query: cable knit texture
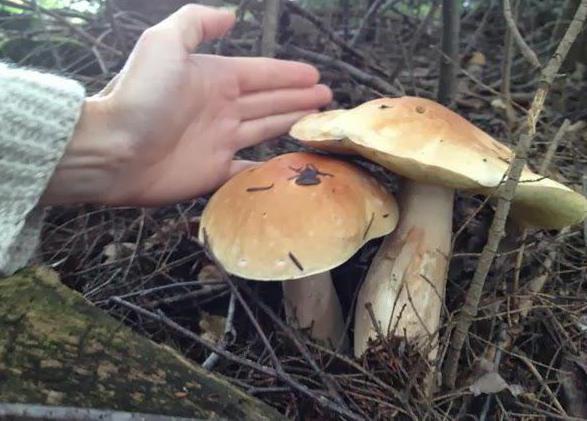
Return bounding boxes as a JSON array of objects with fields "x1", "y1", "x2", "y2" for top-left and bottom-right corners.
[{"x1": 0, "y1": 62, "x2": 85, "y2": 276}]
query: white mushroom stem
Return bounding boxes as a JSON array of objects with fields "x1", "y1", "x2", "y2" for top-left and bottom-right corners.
[
  {"x1": 354, "y1": 181, "x2": 454, "y2": 358},
  {"x1": 282, "y1": 272, "x2": 349, "y2": 351}
]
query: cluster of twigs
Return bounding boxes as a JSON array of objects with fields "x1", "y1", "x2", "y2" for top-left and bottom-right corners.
[{"x1": 2, "y1": 0, "x2": 586, "y2": 419}]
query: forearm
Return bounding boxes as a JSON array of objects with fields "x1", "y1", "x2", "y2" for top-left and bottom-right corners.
[{"x1": 0, "y1": 62, "x2": 85, "y2": 276}]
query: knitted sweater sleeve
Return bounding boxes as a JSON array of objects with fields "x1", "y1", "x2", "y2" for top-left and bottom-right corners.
[{"x1": 0, "y1": 62, "x2": 86, "y2": 276}]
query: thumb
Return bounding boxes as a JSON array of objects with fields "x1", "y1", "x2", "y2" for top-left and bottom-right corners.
[{"x1": 159, "y1": 5, "x2": 235, "y2": 52}]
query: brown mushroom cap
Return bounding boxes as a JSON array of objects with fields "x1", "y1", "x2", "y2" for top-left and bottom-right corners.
[
  {"x1": 290, "y1": 96, "x2": 587, "y2": 229},
  {"x1": 198, "y1": 152, "x2": 399, "y2": 281}
]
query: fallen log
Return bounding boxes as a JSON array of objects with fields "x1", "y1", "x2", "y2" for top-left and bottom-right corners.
[{"x1": 0, "y1": 267, "x2": 281, "y2": 420}]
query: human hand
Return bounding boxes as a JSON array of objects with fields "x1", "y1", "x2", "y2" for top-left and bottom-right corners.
[{"x1": 42, "y1": 5, "x2": 332, "y2": 206}]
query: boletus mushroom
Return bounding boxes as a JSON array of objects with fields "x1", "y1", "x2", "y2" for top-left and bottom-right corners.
[
  {"x1": 289, "y1": 96, "x2": 587, "y2": 357},
  {"x1": 198, "y1": 152, "x2": 399, "y2": 349}
]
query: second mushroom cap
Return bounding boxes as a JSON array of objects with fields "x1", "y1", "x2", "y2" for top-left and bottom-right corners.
[{"x1": 290, "y1": 96, "x2": 587, "y2": 229}]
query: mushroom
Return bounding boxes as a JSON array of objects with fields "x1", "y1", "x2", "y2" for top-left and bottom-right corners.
[
  {"x1": 198, "y1": 152, "x2": 399, "y2": 349},
  {"x1": 289, "y1": 96, "x2": 587, "y2": 357}
]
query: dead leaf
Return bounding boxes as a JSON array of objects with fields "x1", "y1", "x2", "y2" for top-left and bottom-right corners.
[
  {"x1": 469, "y1": 372, "x2": 524, "y2": 397},
  {"x1": 199, "y1": 311, "x2": 226, "y2": 343},
  {"x1": 103, "y1": 242, "x2": 136, "y2": 264},
  {"x1": 469, "y1": 372, "x2": 509, "y2": 396}
]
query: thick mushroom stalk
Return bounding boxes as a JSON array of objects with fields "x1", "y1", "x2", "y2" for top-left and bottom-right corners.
[
  {"x1": 354, "y1": 181, "x2": 453, "y2": 358},
  {"x1": 283, "y1": 273, "x2": 349, "y2": 350}
]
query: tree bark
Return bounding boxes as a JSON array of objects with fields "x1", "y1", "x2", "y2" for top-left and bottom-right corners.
[{"x1": 0, "y1": 267, "x2": 281, "y2": 420}]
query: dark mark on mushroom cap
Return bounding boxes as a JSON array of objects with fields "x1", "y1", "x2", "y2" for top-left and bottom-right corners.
[
  {"x1": 246, "y1": 184, "x2": 275, "y2": 192},
  {"x1": 288, "y1": 252, "x2": 304, "y2": 271}
]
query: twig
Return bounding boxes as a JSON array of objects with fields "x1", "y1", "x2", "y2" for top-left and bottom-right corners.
[
  {"x1": 202, "y1": 290, "x2": 237, "y2": 370},
  {"x1": 437, "y1": 0, "x2": 461, "y2": 106},
  {"x1": 236, "y1": 280, "x2": 351, "y2": 411},
  {"x1": 284, "y1": 46, "x2": 400, "y2": 95},
  {"x1": 110, "y1": 297, "x2": 363, "y2": 421},
  {"x1": 0, "y1": 403, "x2": 191, "y2": 421},
  {"x1": 197, "y1": 235, "x2": 362, "y2": 420},
  {"x1": 463, "y1": 0, "x2": 495, "y2": 56},
  {"x1": 144, "y1": 284, "x2": 228, "y2": 307},
  {"x1": 351, "y1": 0, "x2": 400, "y2": 47},
  {"x1": 285, "y1": 1, "x2": 367, "y2": 61},
  {"x1": 390, "y1": 0, "x2": 441, "y2": 83},
  {"x1": 19, "y1": 0, "x2": 123, "y2": 57},
  {"x1": 284, "y1": 0, "x2": 392, "y2": 80},
  {"x1": 500, "y1": 0, "x2": 518, "y2": 126},
  {"x1": 442, "y1": 0, "x2": 587, "y2": 388},
  {"x1": 503, "y1": 0, "x2": 541, "y2": 69},
  {"x1": 515, "y1": 350, "x2": 568, "y2": 416},
  {"x1": 511, "y1": 118, "x2": 571, "y2": 321},
  {"x1": 539, "y1": 119, "x2": 571, "y2": 174}
]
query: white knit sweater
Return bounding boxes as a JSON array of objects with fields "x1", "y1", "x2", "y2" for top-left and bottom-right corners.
[{"x1": 0, "y1": 62, "x2": 86, "y2": 276}]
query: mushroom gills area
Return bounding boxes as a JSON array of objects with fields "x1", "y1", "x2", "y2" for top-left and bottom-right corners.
[
  {"x1": 282, "y1": 271, "x2": 349, "y2": 350},
  {"x1": 354, "y1": 181, "x2": 454, "y2": 358}
]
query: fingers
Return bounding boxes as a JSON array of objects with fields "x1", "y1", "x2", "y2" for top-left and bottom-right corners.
[
  {"x1": 231, "y1": 57, "x2": 322, "y2": 93},
  {"x1": 237, "y1": 110, "x2": 317, "y2": 149},
  {"x1": 149, "y1": 5, "x2": 235, "y2": 52},
  {"x1": 238, "y1": 84, "x2": 332, "y2": 121}
]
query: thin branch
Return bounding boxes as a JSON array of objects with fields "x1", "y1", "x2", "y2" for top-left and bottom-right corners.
[
  {"x1": 500, "y1": 0, "x2": 518, "y2": 126},
  {"x1": 111, "y1": 297, "x2": 363, "y2": 421},
  {"x1": 442, "y1": 0, "x2": 587, "y2": 388},
  {"x1": 351, "y1": 0, "x2": 400, "y2": 47},
  {"x1": 515, "y1": 350, "x2": 568, "y2": 416},
  {"x1": 390, "y1": 0, "x2": 441, "y2": 83},
  {"x1": 438, "y1": 0, "x2": 461, "y2": 105},
  {"x1": 503, "y1": 0, "x2": 541, "y2": 69},
  {"x1": 284, "y1": 45, "x2": 400, "y2": 95},
  {"x1": 202, "y1": 290, "x2": 237, "y2": 370},
  {"x1": 285, "y1": 0, "x2": 367, "y2": 61}
]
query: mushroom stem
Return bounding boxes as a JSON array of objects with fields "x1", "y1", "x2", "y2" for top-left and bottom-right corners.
[
  {"x1": 354, "y1": 181, "x2": 454, "y2": 358},
  {"x1": 282, "y1": 272, "x2": 349, "y2": 350}
]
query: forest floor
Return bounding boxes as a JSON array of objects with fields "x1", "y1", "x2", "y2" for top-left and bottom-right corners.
[{"x1": 2, "y1": 0, "x2": 585, "y2": 419}]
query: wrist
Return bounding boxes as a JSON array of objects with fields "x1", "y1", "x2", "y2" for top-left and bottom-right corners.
[{"x1": 40, "y1": 98, "x2": 131, "y2": 206}]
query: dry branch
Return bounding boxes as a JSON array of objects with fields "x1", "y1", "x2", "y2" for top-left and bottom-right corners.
[
  {"x1": 284, "y1": 45, "x2": 400, "y2": 95},
  {"x1": 443, "y1": 0, "x2": 587, "y2": 388},
  {"x1": 503, "y1": 0, "x2": 541, "y2": 69},
  {"x1": 438, "y1": 0, "x2": 461, "y2": 105}
]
